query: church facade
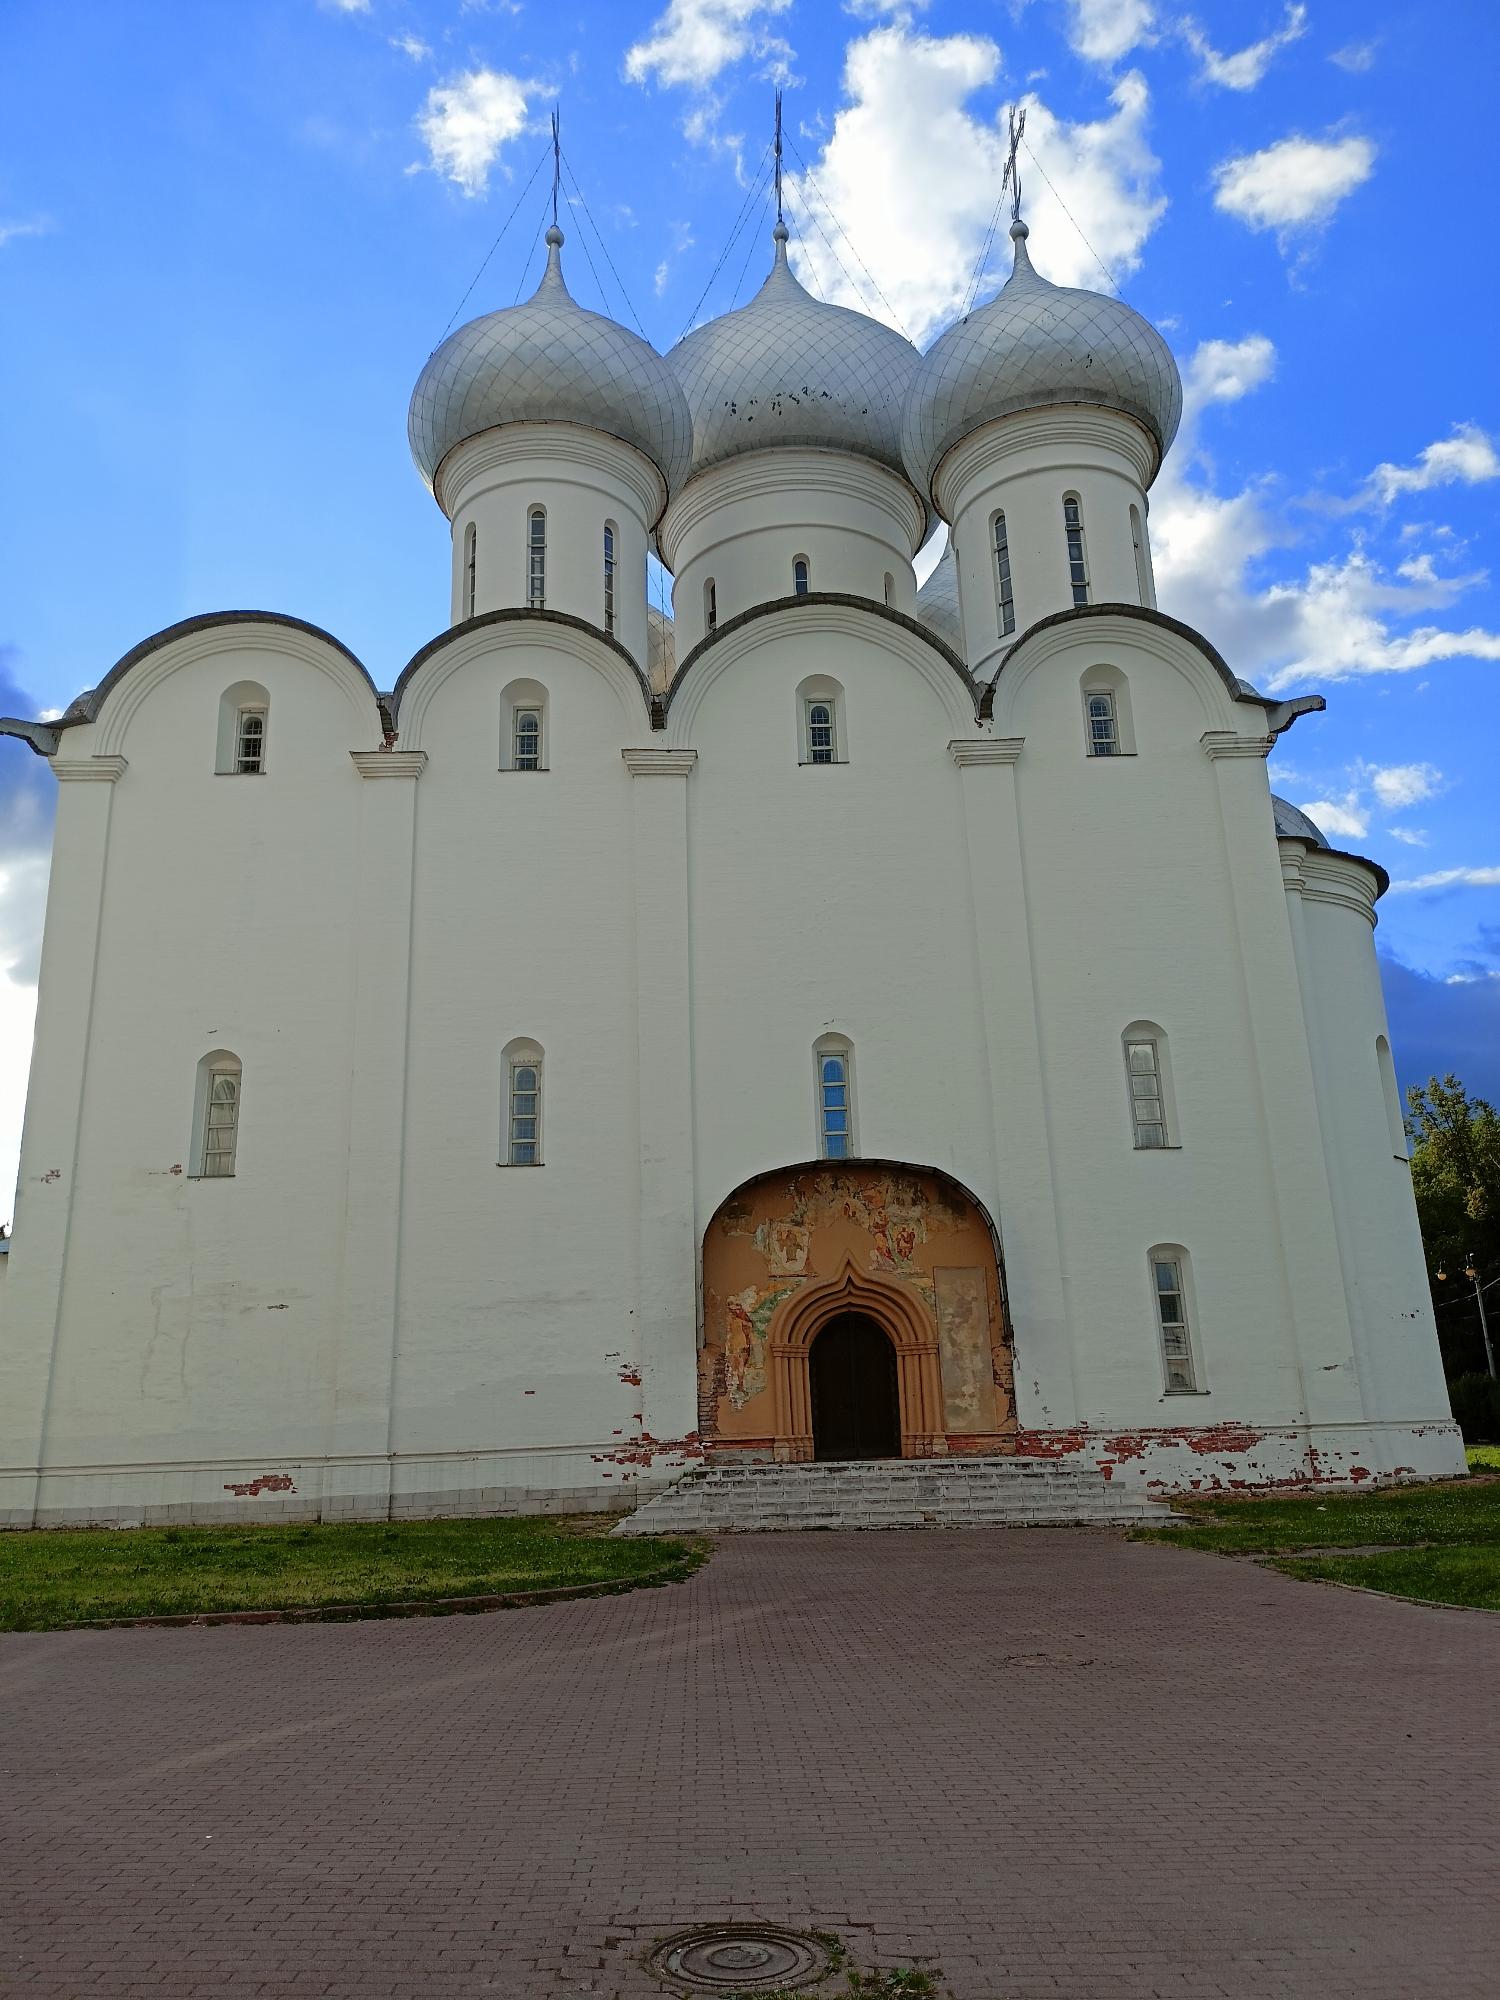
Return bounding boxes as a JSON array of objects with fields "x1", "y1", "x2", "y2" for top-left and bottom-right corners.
[{"x1": 0, "y1": 204, "x2": 1463, "y2": 1528}]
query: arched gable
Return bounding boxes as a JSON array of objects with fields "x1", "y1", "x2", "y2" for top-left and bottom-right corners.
[{"x1": 392, "y1": 607, "x2": 653, "y2": 747}]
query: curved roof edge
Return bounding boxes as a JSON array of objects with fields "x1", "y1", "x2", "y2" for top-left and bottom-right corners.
[
  {"x1": 44, "y1": 611, "x2": 383, "y2": 735},
  {"x1": 987, "y1": 602, "x2": 1325, "y2": 738},
  {"x1": 391, "y1": 605, "x2": 655, "y2": 724},
  {"x1": 1321, "y1": 845, "x2": 1391, "y2": 899},
  {"x1": 663, "y1": 590, "x2": 988, "y2": 723}
]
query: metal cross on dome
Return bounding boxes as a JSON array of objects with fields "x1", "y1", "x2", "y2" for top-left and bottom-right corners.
[
  {"x1": 1001, "y1": 103, "x2": 1026, "y2": 224},
  {"x1": 550, "y1": 106, "x2": 561, "y2": 227},
  {"x1": 774, "y1": 87, "x2": 783, "y2": 225}
]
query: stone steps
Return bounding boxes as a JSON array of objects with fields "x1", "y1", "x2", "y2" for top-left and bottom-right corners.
[{"x1": 611, "y1": 1457, "x2": 1176, "y2": 1535}]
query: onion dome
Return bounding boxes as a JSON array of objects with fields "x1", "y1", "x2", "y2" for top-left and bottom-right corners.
[
  {"x1": 667, "y1": 222, "x2": 923, "y2": 494},
  {"x1": 408, "y1": 225, "x2": 693, "y2": 510},
  {"x1": 1272, "y1": 797, "x2": 1329, "y2": 847},
  {"x1": 914, "y1": 544, "x2": 963, "y2": 656},
  {"x1": 902, "y1": 220, "x2": 1183, "y2": 510}
]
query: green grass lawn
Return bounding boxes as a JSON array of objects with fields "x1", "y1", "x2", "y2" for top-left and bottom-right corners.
[
  {"x1": 1467, "y1": 1444, "x2": 1500, "y2": 1471},
  {"x1": 1135, "y1": 1472, "x2": 1500, "y2": 1611},
  {"x1": 0, "y1": 1514, "x2": 705, "y2": 1632}
]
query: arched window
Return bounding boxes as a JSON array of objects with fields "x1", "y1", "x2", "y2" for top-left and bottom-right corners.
[
  {"x1": 1081, "y1": 664, "x2": 1136, "y2": 757},
  {"x1": 1130, "y1": 504, "x2": 1155, "y2": 608},
  {"x1": 502, "y1": 1039, "x2": 544, "y2": 1165},
  {"x1": 527, "y1": 506, "x2": 546, "y2": 609},
  {"x1": 1063, "y1": 495, "x2": 1089, "y2": 607},
  {"x1": 463, "y1": 521, "x2": 478, "y2": 619},
  {"x1": 792, "y1": 555, "x2": 810, "y2": 596},
  {"x1": 1149, "y1": 1246, "x2": 1200, "y2": 1393},
  {"x1": 1122, "y1": 1022, "x2": 1176, "y2": 1149},
  {"x1": 814, "y1": 1036, "x2": 855, "y2": 1159},
  {"x1": 500, "y1": 680, "x2": 547, "y2": 772},
  {"x1": 603, "y1": 520, "x2": 617, "y2": 636},
  {"x1": 215, "y1": 681, "x2": 270, "y2": 775},
  {"x1": 797, "y1": 675, "x2": 845, "y2": 766},
  {"x1": 883, "y1": 571, "x2": 895, "y2": 609},
  {"x1": 1376, "y1": 1036, "x2": 1409, "y2": 1159},
  {"x1": 992, "y1": 511, "x2": 1016, "y2": 635},
  {"x1": 705, "y1": 578, "x2": 718, "y2": 634},
  {"x1": 191, "y1": 1050, "x2": 242, "y2": 1178}
]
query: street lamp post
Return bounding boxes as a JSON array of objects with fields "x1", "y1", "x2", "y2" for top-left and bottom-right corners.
[{"x1": 1440, "y1": 1254, "x2": 1497, "y2": 1379}]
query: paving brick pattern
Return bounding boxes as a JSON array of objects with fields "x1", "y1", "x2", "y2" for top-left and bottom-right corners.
[{"x1": 2, "y1": 1530, "x2": 1496, "y2": 1999}]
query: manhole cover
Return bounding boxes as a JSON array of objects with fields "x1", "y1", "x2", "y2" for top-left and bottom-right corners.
[{"x1": 650, "y1": 1924, "x2": 830, "y2": 1992}]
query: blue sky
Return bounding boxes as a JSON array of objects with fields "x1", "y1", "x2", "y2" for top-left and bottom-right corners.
[{"x1": 1, "y1": 0, "x2": 1498, "y2": 1211}]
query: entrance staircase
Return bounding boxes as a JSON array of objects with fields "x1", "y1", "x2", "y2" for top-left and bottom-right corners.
[{"x1": 611, "y1": 1457, "x2": 1178, "y2": 1536}]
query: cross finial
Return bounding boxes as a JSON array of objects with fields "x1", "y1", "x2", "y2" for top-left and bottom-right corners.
[
  {"x1": 550, "y1": 106, "x2": 561, "y2": 228},
  {"x1": 1001, "y1": 102, "x2": 1026, "y2": 224},
  {"x1": 774, "y1": 88, "x2": 784, "y2": 226}
]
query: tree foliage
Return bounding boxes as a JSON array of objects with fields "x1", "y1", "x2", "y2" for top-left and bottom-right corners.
[{"x1": 1407, "y1": 1075, "x2": 1500, "y2": 1379}]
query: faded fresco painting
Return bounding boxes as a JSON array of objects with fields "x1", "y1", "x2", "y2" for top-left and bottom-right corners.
[{"x1": 700, "y1": 1164, "x2": 1015, "y2": 1456}]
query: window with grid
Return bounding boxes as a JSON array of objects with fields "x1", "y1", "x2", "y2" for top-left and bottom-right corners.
[
  {"x1": 805, "y1": 699, "x2": 836, "y2": 765},
  {"x1": 818, "y1": 1051, "x2": 852, "y2": 1159},
  {"x1": 793, "y1": 556, "x2": 810, "y2": 595},
  {"x1": 603, "y1": 522, "x2": 616, "y2": 635},
  {"x1": 1063, "y1": 496, "x2": 1090, "y2": 607},
  {"x1": 201, "y1": 1072, "x2": 242, "y2": 1176},
  {"x1": 513, "y1": 707, "x2": 542, "y2": 771},
  {"x1": 235, "y1": 710, "x2": 266, "y2": 774},
  {"x1": 527, "y1": 507, "x2": 546, "y2": 609},
  {"x1": 1153, "y1": 1256, "x2": 1196, "y2": 1392},
  {"x1": 705, "y1": 578, "x2": 717, "y2": 633},
  {"x1": 1126, "y1": 1039, "x2": 1167, "y2": 1147},
  {"x1": 508, "y1": 1059, "x2": 541, "y2": 1165},
  {"x1": 463, "y1": 522, "x2": 477, "y2": 618},
  {"x1": 1130, "y1": 504, "x2": 1153, "y2": 607},
  {"x1": 993, "y1": 511, "x2": 1016, "y2": 635},
  {"x1": 1085, "y1": 690, "x2": 1119, "y2": 757},
  {"x1": 883, "y1": 572, "x2": 895, "y2": 609}
]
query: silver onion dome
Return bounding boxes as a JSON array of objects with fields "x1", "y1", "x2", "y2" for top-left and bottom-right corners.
[
  {"x1": 902, "y1": 220, "x2": 1183, "y2": 509},
  {"x1": 914, "y1": 544, "x2": 963, "y2": 656},
  {"x1": 668, "y1": 222, "x2": 923, "y2": 490},
  {"x1": 408, "y1": 226, "x2": 693, "y2": 509},
  {"x1": 1271, "y1": 797, "x2": 1329, "y2": 847}
]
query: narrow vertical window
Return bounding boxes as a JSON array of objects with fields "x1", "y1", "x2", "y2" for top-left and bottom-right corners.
[
  {"x1": 463, "y1": 522, "x2": 477, "y2": 619},
  {"x1": 1130, "y1": 504, "x2": 1153, "y2": 607},
  {"x1": 993, "y1": 511, "x2": 1016, "y2": 636},
  {"x1": 883, "y1": 572, "x2": 895, "y2": 609},
  {"x1": 793, "y1": 556, "x2": 810, "y2": 596},
  {"x1": 1126, "y1": 1039, "x2": 1167, "y2": 1148},
  {"x1": 513, "y1": 707, "x2": 542, "y2": 771},
  {"x1": 705, "y1": 578, "x2": 717, "y2": 633},
  {"x1": 527, "y1": 507, "x2": 546, "y2": 609},
  {"x1": 508, "y1": 1057, "x2": 542, "y2": 1165},
  {"x1": 1086, "y1": 690, "x2": 1119, "y2": 757},
  {"x1": 602, "y1": 521, "x2": 616, "y2": 636},
  {"x1": 192, "y1": 1052, "x2": 243, "y2": 1179},
  {"x1": 1152, "y1": 1254, "x2": 1197, "y2": 1392},
  {"x1": 235, "y1": 709, "x2": 266, "y2": 774},
  {"x1": 805, "y1": 699, "x2": 835, "y2": 765},
  {"x1": 817, "y1": 1049, "x2": 853, "y2": 1159},
  {"x1": 1063, "y1": 496, "x2": 1089, "y2": 607}
]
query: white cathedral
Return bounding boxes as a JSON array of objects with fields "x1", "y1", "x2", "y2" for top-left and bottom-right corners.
[{"x1": 0, "y1": 184, "x2": 1463, "y2": 1529}]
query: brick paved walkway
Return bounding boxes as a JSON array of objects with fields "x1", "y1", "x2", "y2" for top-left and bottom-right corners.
[{"x1": 2, "y1": 1530, "x2": 1497, "y2": 1999}]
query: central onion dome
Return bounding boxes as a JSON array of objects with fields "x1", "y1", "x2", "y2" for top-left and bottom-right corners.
[
  {"x1": 668, "y1": 222, "x2": 923, "y2": 495},
  {"x1": 408, "y1": 225, "x2": 693, "y2": 511},
  {"x1": 902, "y1": 220, "x2": 1183, "y2": 511}
]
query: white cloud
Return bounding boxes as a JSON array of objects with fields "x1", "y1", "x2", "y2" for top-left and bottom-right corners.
[
  {"x1": 1180, "y1": 4, "x2": 1306, "y2": 89},
  {"x1": 625, "y1": 0, "x2": 793, "y2": 90},
  {"x1": 1064, "y1": 0, "x2": 1156, "y2": 65},
  {"x1": 1299, "y1": 795, "x2": 1368, "y2": 840},
  {"x1": 1260, "y1": 552, "x2": 1500, "y2": 690},
  {"x1": 1368, "y1": 424, "x2": 1500, "y2": 505},
  {"x1": 782, "y1": 29, "x2": 1166, "y2": 346},
  {"x1": 0, "y1": 218, "x2": 49, "y2": 249},
  {"x1": 416, "y1": 69, "x2": 532, "y2": 196},
  {"x1": 653, "y1": 259, "x2": 670, "y2": 294},
  {"x1": 1213, "y1": 132, "x2": 1376, "y2": 234},
  {"x1": 1367, "y1": 762, "x2": 1444, "y2": 809},
  {"x1": 320, "y1": 0, "x2": 370, "y2": 11},
  {"x1": 1387, "y1": 827, "x2": 1430, "y2": 847},
  {"x1": 1330, "y1": 39, "x2": 1378, "y2": 73},
  {"x1": 391, "y1": 33, "x2": 432, "y2": 60},
  {"x1": 1390, "y1": 867, "x2": 1500, "y2": 894},
  {"x1": 1183, "y1": 333, "x2": 1276, "y2": 412}
]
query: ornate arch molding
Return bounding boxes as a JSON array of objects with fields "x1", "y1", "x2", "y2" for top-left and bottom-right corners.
[
  {"x1": 663, "y1": 594, "x2": 989, "y2": 747},
  {"x1": 392, "y1": 606, "x2": 654, "y2": 744},
  {"x1": 768, "y1": 1256, "x2": 947, "y2": 1462}
]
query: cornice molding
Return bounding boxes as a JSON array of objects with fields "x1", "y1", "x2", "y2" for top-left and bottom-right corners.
[
  {"x1": 622, "y1": 746, "x2": 698, "y2": 777},
  {"x1": 350, "y1": 750, "x2": 427, "y2": 779},
  {"x1": 659, "y1": 447, "x2": 927, "y2": 565},
  {"x1": 936, "y1": 405, "x2": 1157, "y2": 523},
  {"x1": 51, "y1": 755, "x2": 128, "y2": 784},
  {"x1": 949, "y1": 738, "x2": 1023, "y2": 766},
  {"x1": 437, "y1": 421, "x2": 666, "y2": 528},
  {"x1": 1201, "y1": 730, "x2": 1273, "y2": 761}
]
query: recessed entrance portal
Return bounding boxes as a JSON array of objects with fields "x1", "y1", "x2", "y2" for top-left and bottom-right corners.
[{"x1": 810, "y1": 1313, "x2": 901, "y2": 1461}]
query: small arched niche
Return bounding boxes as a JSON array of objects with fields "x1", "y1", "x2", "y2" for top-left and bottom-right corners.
[
  {"x1": 796, "y1": 674, "x2": 846, "y2": 766},
  {"x1": 215, "y1": 681, "x2": 270, "y2": 775},
  {"x1": 499, "y1": 678, "x2": 548, "y2": 772},
  {"x1": 1080, "y1": 662, "x2": 1137, "y2": 757}
]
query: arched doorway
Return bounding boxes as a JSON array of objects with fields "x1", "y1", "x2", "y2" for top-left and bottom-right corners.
[{"x1": 810, "y1": 1313, "x2": 901, "y2": 1460}]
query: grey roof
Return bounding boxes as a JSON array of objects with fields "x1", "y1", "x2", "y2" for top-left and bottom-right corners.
[
  {"x1": 902, "y1": 221, "x2": 1183, "y2": 509},
  {"x1": 1271, "y1": 796, "x2": 1330, "y2": 847},
  {"x1": 668, "y1": 224, "x2": 923, "y2": 491},
  {"x1": 914, "y1": 544, "x2": 964, "y2": 657},
  {"x1": 408, "y1": 227, "x2": 693, "y2": 509}
]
